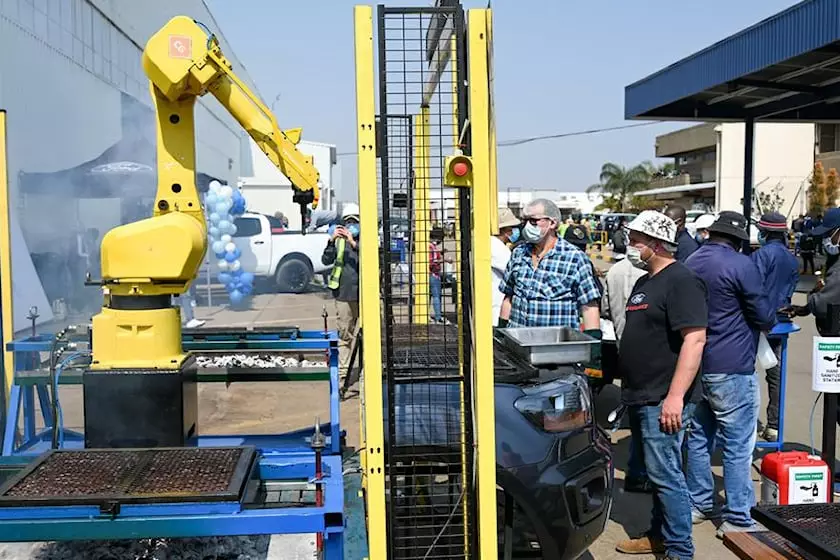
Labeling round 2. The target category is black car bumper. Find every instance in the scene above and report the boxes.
[499,427,614,560]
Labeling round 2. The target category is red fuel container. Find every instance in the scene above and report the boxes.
[760,451,830,505]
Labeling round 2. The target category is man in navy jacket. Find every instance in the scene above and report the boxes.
[752,212,799,442]
[683,211,776,538]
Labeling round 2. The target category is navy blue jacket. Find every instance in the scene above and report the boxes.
[675,228,700,262]
[685,242,776,374]
[751,239,799,320]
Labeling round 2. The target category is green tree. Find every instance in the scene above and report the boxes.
[586,162,651,212]
[808,161,827,216]
[826,168,840,208]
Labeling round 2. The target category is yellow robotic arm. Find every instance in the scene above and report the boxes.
[92,16,320,371]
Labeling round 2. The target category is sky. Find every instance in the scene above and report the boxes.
[206,0,799,200]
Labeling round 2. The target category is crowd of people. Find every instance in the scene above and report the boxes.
[488,198,816,560]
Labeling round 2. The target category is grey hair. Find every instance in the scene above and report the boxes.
[525,198,562,222]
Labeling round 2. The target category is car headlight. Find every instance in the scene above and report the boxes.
[513,373,592,432]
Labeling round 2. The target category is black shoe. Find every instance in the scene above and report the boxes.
[624,477,654,493]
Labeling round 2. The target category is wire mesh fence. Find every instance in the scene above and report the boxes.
[377,5,477,559]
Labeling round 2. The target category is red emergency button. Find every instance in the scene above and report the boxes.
[453,161,469,177]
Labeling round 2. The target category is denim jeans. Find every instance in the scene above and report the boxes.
[627,422,647,480]
[179,285,196,323]
[430,275,442,322]
[629,401,696,560]
[685,372,759,527]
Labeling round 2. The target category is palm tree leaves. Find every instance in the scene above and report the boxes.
[587,162,652,211]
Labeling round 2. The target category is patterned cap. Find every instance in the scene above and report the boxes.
[627,210,677,244]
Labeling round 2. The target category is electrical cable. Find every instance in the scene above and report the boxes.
[809,392,823,456]
[52,352,89,449]
[336,121,663,156]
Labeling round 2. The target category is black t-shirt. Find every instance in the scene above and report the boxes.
[619,261,708,406]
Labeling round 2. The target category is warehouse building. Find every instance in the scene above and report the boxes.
[0,0,262,330]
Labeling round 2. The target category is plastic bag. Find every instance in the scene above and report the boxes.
[756,332,778,370]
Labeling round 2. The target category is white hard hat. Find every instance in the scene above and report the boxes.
[341,202,360,220]
[694,213,716,230]
[627,210,677,244]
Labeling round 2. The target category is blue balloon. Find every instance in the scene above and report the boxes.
[218,272,232,285]
[240,283,253,296]
[229,290,244,305]
[215,252,226,260]
[232,247,242,259]
[209,226,220,238]
[209,212,221,225]
[240,272,255,285]
[224,251,238,263]
[205,193,218,206]
[218,219,231,232]
[231,268,243,278]
[211,240,225,254]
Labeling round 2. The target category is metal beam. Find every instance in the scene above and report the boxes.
[743,117,755,254]
[422,17,454,106]
[352,8,387,560]
[732,78,825,94]
[0,111,13,422]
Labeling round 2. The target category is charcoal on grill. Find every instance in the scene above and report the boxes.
[194,354,327,369]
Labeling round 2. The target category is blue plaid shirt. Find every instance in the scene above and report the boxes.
[499,239,601,328]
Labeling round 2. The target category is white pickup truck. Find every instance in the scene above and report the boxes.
[207,212,333,293]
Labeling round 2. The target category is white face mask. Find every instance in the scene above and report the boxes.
[522,222,547,244]
[627,244,656,270]
[824,234,840,256]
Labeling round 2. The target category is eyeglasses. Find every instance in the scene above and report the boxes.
[523,216,550,226]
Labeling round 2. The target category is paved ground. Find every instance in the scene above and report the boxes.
[11,258,837,558]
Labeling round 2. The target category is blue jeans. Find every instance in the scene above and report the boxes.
[685,373,759,527]
[627,422,647,480]
[629,401,696,560]
[430,275,442,322]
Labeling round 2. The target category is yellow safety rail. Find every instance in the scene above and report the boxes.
[353,7,387,560]
[0,112,14,403]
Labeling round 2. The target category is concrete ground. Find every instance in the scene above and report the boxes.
[7,259,836,558]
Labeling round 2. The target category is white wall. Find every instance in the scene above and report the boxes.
[717,122,814,218]
[0,0,259,331]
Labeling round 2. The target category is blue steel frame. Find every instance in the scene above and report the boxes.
[0,330,345,559]
[3,330,342,456]
[755,322,801,452]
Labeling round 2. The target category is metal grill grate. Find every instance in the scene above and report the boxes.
[0,447,256,506]
[378,5,476,559]
[752,504,840,559]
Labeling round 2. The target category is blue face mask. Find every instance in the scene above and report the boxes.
[346,223,360,238]
[508,228,520,244]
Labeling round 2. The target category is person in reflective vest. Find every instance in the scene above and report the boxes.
[322,203,361,376]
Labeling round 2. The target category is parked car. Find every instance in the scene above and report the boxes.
[386,328,613,559]
[208,212,333,293]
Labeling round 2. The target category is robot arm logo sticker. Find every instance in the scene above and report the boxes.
[169,35,192,59]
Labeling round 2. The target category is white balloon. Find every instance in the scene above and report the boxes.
[221,234,232,244]
[217,260,229,271]
[229,260,241,272]
[209,181,221,193]
[220,185,233,199]
[224,242,236,253]
[212,241,226,254]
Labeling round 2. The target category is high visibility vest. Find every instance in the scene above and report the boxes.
[327,238,346,290]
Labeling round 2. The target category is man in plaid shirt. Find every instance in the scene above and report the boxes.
[498,199,601,331]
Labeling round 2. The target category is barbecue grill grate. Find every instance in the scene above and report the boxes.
[0,447,256,506]
[752,503,840,559]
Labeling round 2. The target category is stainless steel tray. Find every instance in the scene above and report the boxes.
[497,327,598,366]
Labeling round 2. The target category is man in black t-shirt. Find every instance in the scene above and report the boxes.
[615,211,708,560]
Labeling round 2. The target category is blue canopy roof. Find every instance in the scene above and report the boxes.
[625,0,840,121]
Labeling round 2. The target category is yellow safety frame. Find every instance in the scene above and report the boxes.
[411,108,431,325]
[353,7,387,560]
[0,112,14,403]
[467,9,499,559]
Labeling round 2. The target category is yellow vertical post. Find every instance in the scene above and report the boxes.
[467,9,499,559]
[412,108,431,324]
[0,112,14,403]
[354,7,387,560]
[486,9,499,232]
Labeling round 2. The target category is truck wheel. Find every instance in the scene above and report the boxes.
[275,258,313,294]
